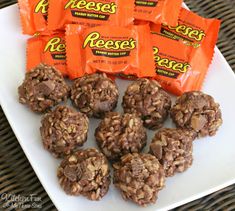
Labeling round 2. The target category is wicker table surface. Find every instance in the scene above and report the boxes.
[0,0,235,210]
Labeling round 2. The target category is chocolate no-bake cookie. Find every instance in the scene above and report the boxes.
[95,112,147,161]
[150,128,195,177]
[71,73,119,118]
[57,148,110,200]
[122,78,171,130]
[18,63,69,113]
[40,106,89,158]
[113,153,165,206]
[170,91,223,137]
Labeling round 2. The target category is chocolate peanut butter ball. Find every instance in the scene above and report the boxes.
[150,128,195,177]
[57,148,110,200]
[71,73,119,118]
[18,64,69,113]
[113,153,165,206]
[40,106,89,158]
[170,91,223,137]
[122,78,171,130]
[95,112,147,161]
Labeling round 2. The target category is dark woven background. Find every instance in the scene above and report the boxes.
[0,0,235,210]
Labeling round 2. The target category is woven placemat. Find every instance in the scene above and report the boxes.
[0,0,235,210]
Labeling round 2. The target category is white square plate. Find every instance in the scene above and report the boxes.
[0,5,235,211]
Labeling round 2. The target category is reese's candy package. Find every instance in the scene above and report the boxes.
[18,0,48,35]
[66,24,155,79]
[151,8,221,50]
[47,0,134,31]
[27,33,67,76]
[134,0,183,26]
[152,34,212,95]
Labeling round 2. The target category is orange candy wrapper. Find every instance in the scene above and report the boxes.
[66,24,155,79]
[152,33,215,95]
[134,0,183,26]
[151,8,221,51]
[27,33,67,76]
[18,0,49,35]
[48,0,134,31]
[151,8,221,95]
